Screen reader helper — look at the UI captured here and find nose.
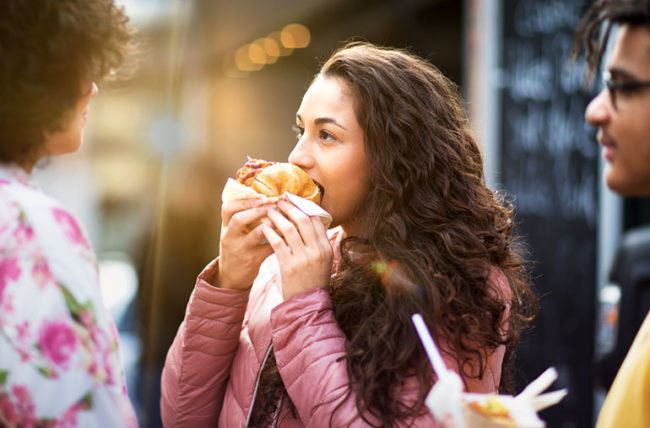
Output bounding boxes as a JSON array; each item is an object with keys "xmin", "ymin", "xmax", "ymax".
[
  {"xmin": 288, "ymin": 138, "xmax": 315, "ymax": 170},
  {"xmin": 91, "ymin": 82, "xmax": 99, "ymax": 98},
  {"xmin": 585, "ymin": 88, "xmax": 611, "ymax": 127}
]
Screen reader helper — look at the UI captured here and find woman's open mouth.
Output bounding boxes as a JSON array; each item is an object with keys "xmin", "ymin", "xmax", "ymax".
[{"xmin": 315, "ymin": 181, "xmax": 325, "ymax": 200}]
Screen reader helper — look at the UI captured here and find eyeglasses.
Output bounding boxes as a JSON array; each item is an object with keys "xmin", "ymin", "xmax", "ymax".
[{"xmin": 603, "ymin": 70, "xmax": 650, "ymax": 110}]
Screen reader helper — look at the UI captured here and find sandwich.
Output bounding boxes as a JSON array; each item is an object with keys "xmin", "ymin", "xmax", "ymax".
[
  {"xmin": 235, "ymin": 158, "xmax": 322, "ymax": 204},
  {"xmin": 221, "ymin": 157, "xmax": 332, "ymax": 231},
  {"xmin": 464, "ymin": 395, "xmax": 517, "ymax": 426}
]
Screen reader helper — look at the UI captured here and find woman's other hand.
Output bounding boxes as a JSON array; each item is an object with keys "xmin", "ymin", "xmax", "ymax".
[
  {"xmin": 217, "ymin": 198, "xmax": 274, "ymax": 290},
  {"xmin": 262, "ymin": 199, "xmax": 333, "ymax": 300}
]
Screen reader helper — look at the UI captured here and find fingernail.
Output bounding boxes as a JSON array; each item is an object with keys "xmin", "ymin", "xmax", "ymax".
[{"xmin": 250, "ymin": 199, "xmax": 262, "ymax": 207}]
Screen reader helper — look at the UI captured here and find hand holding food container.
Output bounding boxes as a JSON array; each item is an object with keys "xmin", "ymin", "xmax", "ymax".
[
  {"xmin": 222, "ymin": 157, "xmax": 332, "ymax": 231},
  {"xmin": 411, "ymin": 314, "xmax": 567, "ymax": 427},
  {"xmin": 217, "ymin": 157, "xmax": 333, "ymax": 291}
]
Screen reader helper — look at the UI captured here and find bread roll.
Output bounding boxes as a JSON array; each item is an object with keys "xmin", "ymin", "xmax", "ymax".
[{"xmin": 236, "ymin": 158, "xmax": 321, "ymax": 204}]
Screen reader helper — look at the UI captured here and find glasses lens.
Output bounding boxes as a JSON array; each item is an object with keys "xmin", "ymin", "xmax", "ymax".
[{"xmin": 603, "ymin": 72, "xmax": 617, "ymax": 110}]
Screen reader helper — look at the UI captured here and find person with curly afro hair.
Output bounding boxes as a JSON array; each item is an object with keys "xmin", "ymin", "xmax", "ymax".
[{"xmin": 0, "ymin": 1, "xmax": 137, "ymax": 426}]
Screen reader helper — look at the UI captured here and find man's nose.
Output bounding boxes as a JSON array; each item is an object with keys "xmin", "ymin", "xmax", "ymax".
[{"xmin": 585, "ymin": 88, "xmax": 611, "ymax": 127}]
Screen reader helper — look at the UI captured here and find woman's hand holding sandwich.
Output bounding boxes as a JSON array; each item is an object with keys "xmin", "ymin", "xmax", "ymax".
[
  {"xmin": 217, "ymin": 198, "xmax": 274, "ymax": 291},
  {"xmin": 216, "ymin": 158, "xmax": 328, "ymax": 293},
  {"xmin": 262, "ymin": 199, "xmax": 333, "ymax": 300}
]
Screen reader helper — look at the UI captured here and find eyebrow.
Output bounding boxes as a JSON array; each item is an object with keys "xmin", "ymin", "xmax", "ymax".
[
  {"xmin": 608, "ymin": 66, "xmax": 640, "ymax": 80},
  {"xmin": 296, "ymin": 114, "xmax": 348, "ymax": 131}
]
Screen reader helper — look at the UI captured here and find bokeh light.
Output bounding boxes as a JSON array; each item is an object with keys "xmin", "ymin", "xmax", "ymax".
[
  {"xmin": 228, "ymin": 23, "xmax": 310, "ymax": 74},
  {"xmin": 261, "ymin": 37, "xmax": 280, "ymax": 63},
  {"xmin": 268, "ymin": 31, "xmax": 293, "ymax": 56},
  {"xmin": 280, "ymin": 23, "xmax": 310, "ymax": 49},
  {"xmin": 235, "ymin": 44, "xmax": 263, "ymax": 71},
  {"xmin": 248, "ymin": 42, "xmax": 267, "ymax": 65}
]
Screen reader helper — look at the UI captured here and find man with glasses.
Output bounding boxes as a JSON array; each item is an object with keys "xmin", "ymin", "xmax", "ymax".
[{"xmin": 574, "ymin": 1, "xmax": 650, "ymax": 427}]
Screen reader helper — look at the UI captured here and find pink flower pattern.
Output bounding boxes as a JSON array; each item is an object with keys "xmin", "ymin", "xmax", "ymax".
[
  {"xmin": 0, "ymin": 257, "xmax": 21, "ymax": 302},
  {"xmin": 0, "ymin": 166, "xmax": 138, "ymax": 426},
  {"xmin": 52, "ymin": 208, "xmax": 90, "ymax": 250},
  {"xmin": 38, "ymin": 319, "xmax": 78, "ymax": 369},
  {"xmin": 31, "ymin": 257, "xmax": 53, "ymax": 289},
  {"xmin": 0, "ymin": 393, "xmax": 19, "ymax": 425},
  {"xmin": 16, "ymin": 321, "xmax": 30, "ymax": 342},
  {"xmin": 0, "ymin": 385, "xmax": 95, "ymax": 427},
  {"xmin": 11, "ymin": 385, "xmax": 36, "ymax": 420},
  {"xmin": 0, "ymin": 386, "xmax": 38, "ymax": 427},
  {"xmin": 12, "ymin": 221, "xmax": 35, "ymax": 246}
]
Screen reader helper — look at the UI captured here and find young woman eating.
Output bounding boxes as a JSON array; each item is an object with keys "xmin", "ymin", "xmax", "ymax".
[{"xmin": 161, "ymin": 42, "xmax": 537, "ymax": 427}]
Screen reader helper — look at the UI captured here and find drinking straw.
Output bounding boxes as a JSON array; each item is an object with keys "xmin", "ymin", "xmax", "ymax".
[{"xmin": 411, "ymin": 313, "xmax": 449, "ymax": 379}]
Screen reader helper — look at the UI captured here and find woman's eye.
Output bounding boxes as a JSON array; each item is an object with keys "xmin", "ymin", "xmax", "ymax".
[
  {"xmin": 319, "ymin": 130, "xmax": 334, "ymax": 141},
  {"xmin": 292, "ymin": 125, "xmax": 304, "ymax": 139}
]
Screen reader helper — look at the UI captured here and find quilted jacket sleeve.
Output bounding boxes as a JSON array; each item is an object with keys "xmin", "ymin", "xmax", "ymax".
[
  {"xmin": 270, "ymin": 287, "xmax": 438, "ymax": 427},
  {"xmin": 160, "ymin": 259, "xmax": 250, "ymax": 427}
]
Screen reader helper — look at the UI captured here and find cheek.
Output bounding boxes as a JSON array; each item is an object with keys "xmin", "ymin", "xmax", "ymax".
[
  {"xmin": 621, "ymin": 116, "xmax": 650, "ymax": 162},
  {"xmin": 340, "ymin": 162, "xmax": 370, "ymax": 207},
  {"xmin": 606, "ymin": 139, "xmax": 650, "ymax": 194},
  {"xmin": 324, "ymin": 162, "xmax": 367, "ymax": 206},
  {"xmin": 628, "ymin": 141, "xmax": 650, "ymax": 180}
]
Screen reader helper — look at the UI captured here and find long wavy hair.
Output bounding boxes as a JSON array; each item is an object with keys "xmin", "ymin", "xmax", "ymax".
[{"xmin": 249, "ymin": 42, "xmax": 537, "ymax": 427}]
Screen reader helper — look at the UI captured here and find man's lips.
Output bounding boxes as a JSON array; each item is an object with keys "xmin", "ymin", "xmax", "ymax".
[
  {"xmin": 597, "ymin": 130, "xmax": 616, "ymax": 148},
  {"xmin": 597, "ymin": 131, "xmax": 617, "ymax": 161}
]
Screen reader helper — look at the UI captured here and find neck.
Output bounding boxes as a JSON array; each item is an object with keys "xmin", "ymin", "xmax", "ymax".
[
  {"xmin": 19, "ymin": 161, "xmax": 36, "ymax": 174},
  {"xmin": 340, "ymin": 225, "xmax": 355, "ymax": 239},
  {"xmin": 19, "ymin": 151, "xmax": 45, "ymax": 174},
  {"xmin": 341, "ymin": 220, "xmax": 367, "ymax": 240}
]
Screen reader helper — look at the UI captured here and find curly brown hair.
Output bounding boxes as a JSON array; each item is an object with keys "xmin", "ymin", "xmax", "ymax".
[
  {"xmin": 0, "ymin": 0, "xmax": 133, "ymax": 166},
  {"xmin": 250, "ymin": 42, "xmax": 537, "ymax": 427},
  {"xmin": 573, "ymin": 0, "xmax": 650, "ymax": 80}
]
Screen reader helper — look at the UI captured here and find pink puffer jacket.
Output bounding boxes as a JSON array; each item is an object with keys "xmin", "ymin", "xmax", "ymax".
[{"xmin": 161, "ymin": 228, "xmax": 508, "ymax": 427}]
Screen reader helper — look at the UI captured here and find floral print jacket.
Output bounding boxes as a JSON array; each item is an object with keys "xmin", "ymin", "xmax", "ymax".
[{"xmin": 0, "ymin": 165, "xmax": 138, "ymax": 427}]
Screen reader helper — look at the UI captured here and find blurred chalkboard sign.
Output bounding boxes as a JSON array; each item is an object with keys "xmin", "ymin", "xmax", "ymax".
[{"xmin": 499, "ymin": 0, "xmax": 597, "ymax": 426}]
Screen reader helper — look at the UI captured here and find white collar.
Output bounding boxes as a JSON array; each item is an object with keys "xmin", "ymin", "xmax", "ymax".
[{"xmin": 0, "ymin": 163, "xmax": 33, "ymax": 186}]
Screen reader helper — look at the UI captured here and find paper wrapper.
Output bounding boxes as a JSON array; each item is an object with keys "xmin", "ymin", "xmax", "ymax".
[
  {"xmin": 460, "ymin": 395, "xmax": 543, "ymax": 428},
  {"xmin": 221, "ymin": 178, "xmax": 333, "ymax": 230},
  {"xmin": 428, "ymin": 392, "xmax": 544, "ymax": 428},
  {"xmin": 463, "ymin": 405, "xmax": 519, "ymax": 428},
  {"xmin": 426, "ymin": 371, "xmax": 566, "ymax": 428},
  {"xmin": 413, "ymin": 314, "xmax": 565, "ymax": 428}
]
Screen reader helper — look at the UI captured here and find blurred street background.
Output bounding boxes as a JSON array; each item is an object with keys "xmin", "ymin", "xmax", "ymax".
[{"xmin": 31, "ymin": 0, "xmax": 650, "ymax": 427}]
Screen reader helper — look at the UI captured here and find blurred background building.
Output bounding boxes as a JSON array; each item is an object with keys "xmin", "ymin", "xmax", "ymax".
[{"xmin": 31, "ymin": 0, "xmax": 650, "ymax": 427}]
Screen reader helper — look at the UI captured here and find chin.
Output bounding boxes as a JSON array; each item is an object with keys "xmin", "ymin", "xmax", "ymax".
[
  {"xmin": 606, "ymin": 175, "xmax": 649, "ymax": 197},
  {"xmin": 605, "ymin": 175, "xmax": 624, "ymax": 195}
]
